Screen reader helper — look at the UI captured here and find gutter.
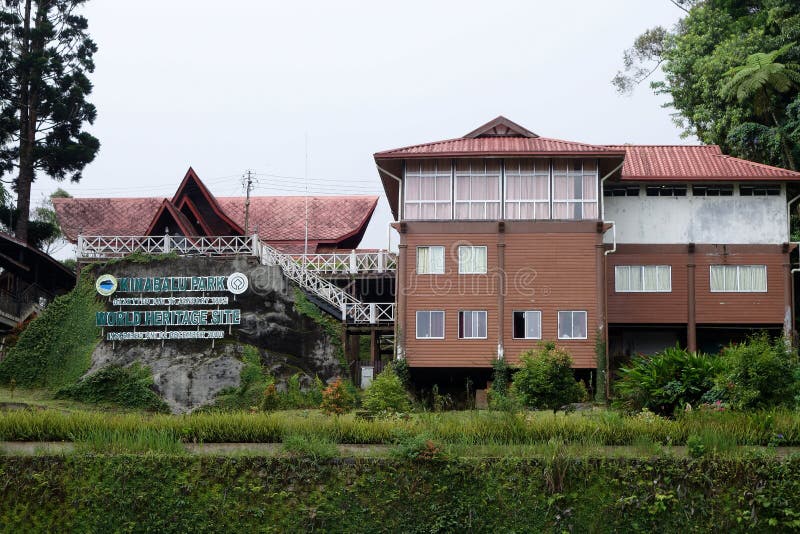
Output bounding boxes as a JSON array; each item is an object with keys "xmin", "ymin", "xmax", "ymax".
[{"xmin": 600, "ymin": 161, "xmax": 624, "ymax": 256}]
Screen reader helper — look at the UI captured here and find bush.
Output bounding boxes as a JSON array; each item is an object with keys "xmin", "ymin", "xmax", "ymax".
[
  {"xmin": 390, "ymin": 434, "xmax": 448, "ymax": 461},
  {"xmin": 362, "ymin": 365, "xmax": 411, "ymax": 416},
  {"xmin": 614, "ymin": 346, "xmax": 721, "ymax": 416},
  {"xmin": 512, "ymin": 342, "xmax": 586, "ymax": 412},
  {"xmin": 56, "ymin": 363, "xmax": 169, "ymax": 412},
  {"xmin": 281, "ymin": 434, "xmax": 338, "ymax": 459},
  {"xmin": 320, "ymin": 378, "xmax": 355, "ymax": 415},
  {"xmin": 711, "ymin": 333, "xmax": 799, "ymax": 410}
]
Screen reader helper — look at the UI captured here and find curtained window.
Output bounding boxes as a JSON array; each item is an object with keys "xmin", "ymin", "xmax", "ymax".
[
  {"xmin": 458, "ymin": 310, "xmax": 488, "ymax": 339},
  {"xmin": 416, "ymin": 310, "xmax": 445, "ymax": 339},
  {"xmin": 615, "ymin": 265, "xmax": 672, "ymax": 292},
  {"xmin": 710, "ymin": 265, "xmax": 767, "ymax": 292},
  {"xmin": 458, "ymin": 246, "xmax": 488, "ymax": 274},
  {"xmin": 416, "ymin": 246, "xmax": 445, "ymax": 274},
  {"xmin": 454, "ymin": 160, "xmax": 501, "ymax": 220},
  {"xmin": 513, "ymin": 311, "xmax": 542, "ymax": 339},
  {"xmin": 552, "ymin": 159, "xmax": 598, "ymax": 220},
  {"xmin": 505, "ymin": 159, "xmax": 550, "ymax": 219},
  {"xmin": 404, "ymin": 160, "xmax": 452, "ymax": 220},
  {"xmin": 558, "ymin": 311, "xmax": 587, "ymax": 340}
]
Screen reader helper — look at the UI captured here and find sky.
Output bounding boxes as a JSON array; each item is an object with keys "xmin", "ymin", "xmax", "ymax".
[{"xmin": 31, "ymin": 0, "xmax": 691, "ymax": 255}]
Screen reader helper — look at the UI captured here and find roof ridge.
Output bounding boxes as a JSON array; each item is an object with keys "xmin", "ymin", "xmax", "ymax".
[
  {"xmin": 374, "ymin": 136, "xmax": 466, "ymax": 155},
  {"xmin": 604, "ymin": 144, "xmax": 720, "ymax": 148}
]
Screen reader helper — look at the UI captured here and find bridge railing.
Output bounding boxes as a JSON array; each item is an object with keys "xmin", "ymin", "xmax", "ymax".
[
  {"xmin": 77, "ymin": 235, "xmax": 261, "ymax": 259},
  {"xmin": 294, "ymin": 250, "xmax": 397, "ymax": 275}
]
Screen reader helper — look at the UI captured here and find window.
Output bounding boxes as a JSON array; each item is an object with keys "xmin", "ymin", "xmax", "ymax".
[
  {"xmin": 692, "ymin": 184, "xmax": 733, "ymax": 196},
  {"xmin": 458, "ymin": 310, "xmax": 487, "ymax": 339},
  {"xmin": 558, "ymin": 311, "xmax": 587, "ymax": 340},
  {"xmin": 513, "ymin": 311, "xmax": 541, "ymax": 339},
  {"xmin": 603, "ymin": 185, "xmax": 640, "ymax": 197},
  {"xmin": 404, "ymin": 160, "xmax": 451, "ymax": 220},
  {"xmin": 505, "ymin": 159, "xmax": 550, "ymax": 219},
  {"xmin": 739, "ymin": 184, "xmax": 780, "ymax": 196},
  {"xmin": 710, "ymin": 265, "xmax": 767, "ymax": 292},
  {"xmin": 458, "ymin": 245, "xmax": 487, "ymax": 274},
  {"xmin": 552, "ymin": 159, "xmax": 598, "ymax": 220},
  {"xmin": 454, "ymin": 160, "xmax": 501, "ymax": 219},
  {"xmin": 615, "ymin": 265, "xmax": 672, "ymax": 292},
  {"xmin": 645, "ymin": 185, "xmax": 687, "ymax": 197},
  {"xmin": 416, "ymin": 246, "xmax": 444, "ymax": 274},
  {"xmin": 416, "ymin": 311, "xmax": 445, "ymax": 339}
]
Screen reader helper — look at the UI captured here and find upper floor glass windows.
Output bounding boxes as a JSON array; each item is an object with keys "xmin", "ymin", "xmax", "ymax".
[
  {"xmin": 455, "ymin": 160, "xmax": 501, "ymax": 220},
  {"xmin": 403, "ymin": 160, "xmax": 452, "ymax": 220},
  {"xmin": 505, "ymin": 159, "xmax": 550, "ymax": 219},
  {"xmin": 552, "ymin": 159, "xmax": 598, "ymax": 220}
]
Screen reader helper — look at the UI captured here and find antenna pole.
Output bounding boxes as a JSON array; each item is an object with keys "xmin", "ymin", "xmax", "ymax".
[
  {"xmin": 304, "ymin": 134, "xmax": 309, "ymax": 264},
  {"xmin": 243, "ymin": 170, "xmax": 253, "ymax": 235}
]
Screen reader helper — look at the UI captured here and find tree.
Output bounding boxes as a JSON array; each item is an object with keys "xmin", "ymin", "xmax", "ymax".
[
  {"xmin": 613, "ymin": 0, "xmax": 800, "ymax": 169},
  {"xmin": 0, "ymin": 0, "xmax": 99, "ymax": 244},
  {"xmin": 32, "ymin": 186, "xmax": 68, "ymax": 253},
  {"xmin": 512, "ymin": 342, "xmax": 586, "ymax": 412}
]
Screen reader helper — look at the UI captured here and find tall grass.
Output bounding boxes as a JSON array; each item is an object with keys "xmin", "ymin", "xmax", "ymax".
[{"xmin": 2, "ymin": 408, "xmax": 800, "ymax": 446}]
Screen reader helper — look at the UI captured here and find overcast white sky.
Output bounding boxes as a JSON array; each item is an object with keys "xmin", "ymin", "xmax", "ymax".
[{"xmin": 33, "ymin": 0, "xmax": 690, "ymax": 253}]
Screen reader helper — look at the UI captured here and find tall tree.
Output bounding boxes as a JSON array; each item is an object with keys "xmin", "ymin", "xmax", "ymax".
[
  {"xmin": 0, "ymin": 0, "xmax": 99, "ymax": 244},
  {"xmin": 613, "ymin": 0, "xmax": 800, "ymax": 169}
]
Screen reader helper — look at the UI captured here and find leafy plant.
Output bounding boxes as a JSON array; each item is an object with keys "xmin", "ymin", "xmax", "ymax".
[
  {"xmin": 362, "ymin": 365, "xmax": 411, "ymax": 416},
  {"xmin": 56, "ymin": 363, "xmax": 168, "ymax": 412},
  {"xmin": 512, "ymin": 342, "xmax": 586, "ymax": 412},
  {"xmin": 320, "ymin": 378, "xmax": 355, "ymax": 415},
  {"xmin": 390, "ymin": 434, "xmax": 448, "ymax": 461},
  {"xmin": 282, "ymin": 433, "xmax": 338, "ymax": 459}
]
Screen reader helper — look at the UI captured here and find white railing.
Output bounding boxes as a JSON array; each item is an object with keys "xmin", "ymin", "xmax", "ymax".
[
  {"xmin": 295, "ymin": 250, "xmax": 397, "ymax": 275},
  {"xmin": 262, "ymin": 243, "xmax": 394, "ymax": 324},
  {"xmin": 78, "ymin": 235, "xmax": 261, "ymax": 259}
]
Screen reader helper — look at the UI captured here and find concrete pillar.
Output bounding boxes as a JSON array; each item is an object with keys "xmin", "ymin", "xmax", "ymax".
[
  {"xmin": 496, "ymin": 222, "xmax": 505, "ymax": 360},
  {"xmin": 687, "ymin": 245, "xmax": 697, "ymax": 352},
  {"xmin": 784, "ymin": 258, "xmax": 793, "ymax": 343},
  {"xmin": 370, "ymin": 328, "xmax": 379, "ymax": 366},
  {"xmin": 396, "ymin": 227, "xmax": 408, "ymax": 360},
  {"xmin": 595, "ymin": 241, "xmax": 608, "ymax": 399}
]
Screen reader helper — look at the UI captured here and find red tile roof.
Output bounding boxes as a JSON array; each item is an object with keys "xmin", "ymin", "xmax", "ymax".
[
  {"xmin": 606, "ymin": 145, "xmax": 800, "ymax": 181},
  {"xmin": 375, "ymin": 136, "xmax": 625, "ymax": 158}
]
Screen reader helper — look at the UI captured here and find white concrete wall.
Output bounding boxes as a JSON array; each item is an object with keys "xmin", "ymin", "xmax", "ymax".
[{"xmin": 604, "ymin": 186, "xmax": 787, "ymax": 244}]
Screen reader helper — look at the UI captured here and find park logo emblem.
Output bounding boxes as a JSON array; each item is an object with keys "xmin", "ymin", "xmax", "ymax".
[
  {"xmin": 96, "ymin": 274, "xmax": 118, "ymax": 296},
  {"xmin": 227, "ymin": 272, "xmax": 249, "ymax": 295}
]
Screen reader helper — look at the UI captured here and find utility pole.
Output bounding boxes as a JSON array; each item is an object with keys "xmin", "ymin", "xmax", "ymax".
[{"xmin": 243, "ymin": 170, "xmax": 254, "ymax": 235}]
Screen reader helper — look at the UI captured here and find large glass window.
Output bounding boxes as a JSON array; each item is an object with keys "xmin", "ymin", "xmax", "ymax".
[
  {"xmin": 505, "ymin": 159, "xmax": 550, "ymax": 219},
  {"xmin": 558, "ymin": 311, "xmax": 587, "ymax": 340},
  {"xmin": 458, "ymin": 245, "xmax": 487, "ymax": 274},
  {"xmin": 416, "ymin": 311, "xmax": 445, "ymax": 339},
  {"xmin": 458, "ymin": 310, "xmax": 487, "ymax": 339},
  {"xmin": 615, "ymin": 265, "xmax": 672, "ymax": 292},
  {"xmin": 710, "ymin": 265, "xmax": 767, "ymax": 292},
  {"xmin": 404, "ymin": 160, "xmax": 451, "ymax": 220},
  {"xmin": 552, "ymin": 159, "xmax": 598, "ymax": 220},
  {"xmin": 513, "ymin": 310, "xmax": 541, "ymax": 339},
  {"xmin": 454, "ymin": 159, "xmax": 501, "ymax": 219},
  {"xmin": 416, "ymin": 246, "xmax": 444, "ymax": 274}
]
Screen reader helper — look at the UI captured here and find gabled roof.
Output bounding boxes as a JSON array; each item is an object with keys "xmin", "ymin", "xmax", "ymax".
[
  {"xmin": 172, "ymin": 167, "xmax": 244, "ymax": 235},
  {"xmin": 144, "ymin": 199, "xmax": 198, "ymax": 237},
  {"xmin": 606, "ymin": 145, "xmax": 800, "ymax": 181},
  {"xmin": 464, "ymin": 115, "xmax": 539, "ymax": 138}
]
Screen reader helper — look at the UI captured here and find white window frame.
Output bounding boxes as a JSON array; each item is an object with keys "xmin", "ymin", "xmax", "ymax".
[
  {"xmin": 551, "ymin": 159, "xmax": 599, "ymax": 220},
  {"xmin": 458, "ymin": 310, "xmax": 488, "ymax": 339},
  {"xmin": 416, "ymin": 246, "xmax": 445, "ymax": 275},
  {"xmin": 709, "ymin": 265, "xmax": 768, "ymax": 293},
  {"xmin": 503, "ymin": 159, "xmax": 550, "ymax": 220},
  {"xmin": 557, "ymin": 310, "xmax": 588, "ymax": 340},
  {"xmin": 512, "ymin": 310, "xmax": 542, "ymax": 340},
  {"xmin": 416, "ymin": 310, "xmax": 445, "ymax": 339},
  {"xmin": 403, "ymin": 160, "xmax": 452, "ymax": 221},
  {"xmin": 454, "ymin": 160, "xmax": 502, "ymax": 220},
  {"xmin": 614, "ymin": 265, "xmax": 672, "ymax": 293},
  {"xmin": 457, "ymin": 245, "xmax": 488, "ymax": 274}
]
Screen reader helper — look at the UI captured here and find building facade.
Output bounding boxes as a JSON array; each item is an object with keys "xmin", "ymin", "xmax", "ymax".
[{"xmin": 375, "ymin": 116, "xmax": 800, "ymax": 387}]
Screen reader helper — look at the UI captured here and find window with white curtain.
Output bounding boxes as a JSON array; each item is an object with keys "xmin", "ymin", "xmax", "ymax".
[
  {"xmin": 709, "ymin": 265, "xmax": 767, "ymax": 292},
  {"xmin": 416, "ymin": 311, "xmax": 445, "ymax": 339},
  {"xmin": 513, "ymin": 311, "xmax": 542, "ymax": 339},
  {"xmin": 458, "ymin": 245, "xmax": 487, "ymax": 274},
  {"xmin": 458, "ymin": 310, "xmax": 487, "ymax": 339},
  {"xmin": 404, "ymin": 160, "xmax": 452, "ymax": 220},
  {"xmin": 552, "ymin": 159, "xmax": 598, "ymax": 220},
  {"xmin": 615, "ymin": 265, "xmax": 672, "ymax": 292},
  {"xmin": 416, "ymin": 246, "xmax": 445, "ymax": 274},
  {"xmin": 505, "ymin": 159, "xmax": 550, "ymax": 220},
  {"xmin": 454, "ymin": 159, "xmax": 501, "ymax": 220},
  {"xmin": 558, "ymin": 311, "xmax": 588, "ymax": 340}
]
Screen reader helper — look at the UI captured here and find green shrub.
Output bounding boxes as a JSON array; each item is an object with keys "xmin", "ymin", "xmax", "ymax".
[
  {"xmin": 390, "ymin": 434, "xmax": 448, "ymax": 460},
  {"xmin": 362, "ymin": 365, "xmax": 411, "ymax": 416},
  {"xmin": 212, "ymin": 346, "xmax": 270, "ymax": 410},
  {"xmin": 614, "ymin": 346, "xmax": 721, "ymax": 416},
  {"xmin": 320, "ymin": 378, "xmax": 355, "ymax": 415},
  {"xmin": 513, "ymin": 342, "xmax": 586, "ymax": 412},
  {"xmin": 56, "ymin": 363, "xmax": 169, "ymax": 412},
  {"xmin": 711, "ymin": 333, "xmax": 799, "ymax": 410},
  {"xmin": 282, "ymin": 434, "xmax": 338, "ymax": 459}
]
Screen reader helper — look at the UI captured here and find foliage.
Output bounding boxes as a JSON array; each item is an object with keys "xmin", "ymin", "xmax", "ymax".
[
  {"xmin": 320, "ymin": 378, "xmax": 355, "ymax": 415},
  {"xmin": 0, "ymin": 273, "xmax": 101, "ymax": 389},
  {"xmin": 5, "ymin": 456, "xmax": 800, "ymax": 531},
  {"xmin": 0, "ymin": 1, "xmax": 100, "ymax": 242},
  {"xmin": 362, "ymin": 364, "xmax": 411, "ymax": 416},
  {"xmin": 281, "ymin": 434, "xmax": 338, "ymax": 460},
  {"xmin": 711, "ymin": 333, "xmax": 799, "ymax": 410},
  {"xmin": 613, "ymin": 0, "xmax": 800, "ymax": 170},
  {"xmin": 393, "ymin": 357, "xmax": 410, "ymax": 388},
  {"xmin": 293, "ymin": 288, "xmax": 344, "ymax": 365},
  {"xmin": 212, "ymin": 346, "xmax": 269, "ymax": 411},
  {"xmin": 71, "ymin": 427, "xmax": 184, "ymax": 455},
  {"xmin": 595, "ymin": 330, "xmax": 607, "ymax": 403},
  {"xmin": 56, "ymin": 363, "xmax": 168, "ymax": 412},
  {"xmin": 614, "ymin": 346, "xmax": 722, "ymax": 416},
  {"xmin": 487, "ymin": 357, "xmax": 519, "ymax": 411},
  {"xmin": 390, "ymin": 434, "xmax": 448, "ymax": 461},
  {"xmin": 512, "ymin": 342, "xmax": 586, "ymax": 411}
]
